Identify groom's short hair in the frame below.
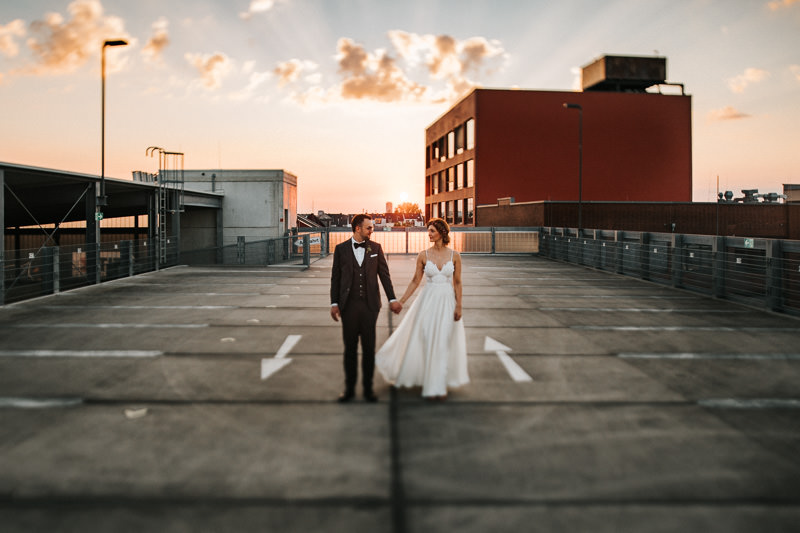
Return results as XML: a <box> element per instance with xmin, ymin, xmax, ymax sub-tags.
<box><xmin>351</xmin><ymin>214</ymin><xmax>371</xmax><ymax>232</ymax></box>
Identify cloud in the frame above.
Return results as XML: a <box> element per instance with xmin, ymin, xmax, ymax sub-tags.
<box><xmin>185</xmin><ymin>51</ymin><xmax>232</xmax><ymax>89</ymax></box>
<box><xmin>142</xmin><ymin>17</ymin><xmax>169</xmax><ymax>63</ymax></box>
<box><xmin>274</xmin><ymin>58</ymin><xmax>318</xmax><ymax>87</ymax></box>
<box><xmin>240</xmin><ymin>0</ymin><xmax>283</xmax><ymax>20</ymax></box>
<box><xmin>0</xmin><ymin>19</ymin><xmax>26</xmax><ymax>58</ymax></box>
<box><xmin>335</xmin><ymin>37</ymin><xmax>428</xmax><ymax>102</ymax></box>
<box><xmin>726</xmin><ymin>67</ymin><xmax>769</xmax><ymax>93</ymax></box>
<box><xmin>708</xmin><ymin>106</ymin><xmax>751</xmax><ymax>121</ymax></box>
<box><xmin>278</xmin><ymin>31</ymin><xmax>508</xmax><ymax>106</ymax></box>
<box><xmin>24</xmin><ymin>0</ymin><xmax>130</xmax><ymax>75</ymax></box>
<box><xmin>768</xmin><ymin>0</ymin><xmax>799</xmax><ymax>10</ymax></box>
<box><xmin>388</xmin><ymin>31</ymin><xmax>507</xmax><ymax>99</ymax></box>
<box><xmin>230</xmin><ymin>66</ymin><xmax>272</xmax><ymax>101</ymax></box>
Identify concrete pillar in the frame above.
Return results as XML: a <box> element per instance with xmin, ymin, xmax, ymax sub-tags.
<box><xmin>303</xmin><ymin>234</ymin><xmax>310</xmax><ymax>267</ymax></box>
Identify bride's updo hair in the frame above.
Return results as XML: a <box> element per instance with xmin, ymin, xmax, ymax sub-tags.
<box><xmin>428</xmin><ymin>217</ymin><xmax>451</xmax><ymax>245</ymax></box>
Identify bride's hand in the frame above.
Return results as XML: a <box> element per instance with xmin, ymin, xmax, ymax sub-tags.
<box><xmin>454</xmin><ymin>305</ymin><xmax>462</xmax><ymax>321</ymax></box>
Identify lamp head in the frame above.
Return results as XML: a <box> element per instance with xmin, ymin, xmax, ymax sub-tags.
<box><xmin>104</xmin><ymin>39</ymin><xmax>128</xmax><ymax>47</ymax></box>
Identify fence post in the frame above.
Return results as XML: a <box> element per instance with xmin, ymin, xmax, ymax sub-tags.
<box><xmin>303</xmin><ymin>234</ymin><xmax>310</xmax><ymax>267</ymax></box>
<box><xmin>405</xmin><ymin>227</ymin><xmax>410</xmax><ymax>254</ymax></box>
<box><xmin>765</xmin><ymin>239</ymin><xmax>783</xmax><ymax>311</ymax></box>
<box><xmin>237</xmin><ymin>236</ymin><xmax>246</xmax><ymax>265</ymax></box>
<box><xmin>639</xmin><ymin>232</ymin><xmax>650</xmax><ymax>280</ymax></box>
<box><xmin>122</xmin><ymin>240</ymin><xmax>133</xmax><ymax>278</ymax></box>
<box><xmin>712</xmin><ymin>236</ymin><xmax>726</xmax><ymax>298</ymax></box>
<box><xmin>671</xmin><ymin>233</ymin><xmax>684</xmax><ymax>288</ymax></box>
<box><xmin>491</xmin><ymin>227</ymin><xmax>496</xmax><ymax>254</ymax></box>
<box><xmin>41</xmin><ymin>247</ymin><xmax>56</xmax><ymax>295</ymax></box>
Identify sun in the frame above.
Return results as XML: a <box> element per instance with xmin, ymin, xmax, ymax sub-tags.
<box><xmin>399</xmin><ymin>191</ymin><xmax>408</xmax><ymax>202</ymax></box>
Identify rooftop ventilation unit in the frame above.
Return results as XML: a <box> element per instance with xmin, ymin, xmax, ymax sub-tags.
<box><xmin>581</xmin><ymin>55</ymin><xmax>667</xmax><ymax>93</ymax></box>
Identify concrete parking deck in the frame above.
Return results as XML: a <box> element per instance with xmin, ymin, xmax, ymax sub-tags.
<box><xmin>1</xmin><ymin>255</ymin><xmax>799</xmax><ymax>532</ymax></box>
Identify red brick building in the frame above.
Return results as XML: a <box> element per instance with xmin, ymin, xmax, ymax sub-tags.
<box><xmin>425</xmin><ymin>56</ymin><xmax>692</xmax><ymax>226</ymax></box>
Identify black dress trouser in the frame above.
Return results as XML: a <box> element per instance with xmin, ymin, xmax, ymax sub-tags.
<box><xmin>341</xmin><ymin>296</ymin><xmax>378</xmax><ymax>393</ymax></box>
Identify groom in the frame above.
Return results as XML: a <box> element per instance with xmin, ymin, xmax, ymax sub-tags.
<box><xmin>330</xmin><ymin>214</ymin><xmax>402</xmax><ymax>402</ymax></box>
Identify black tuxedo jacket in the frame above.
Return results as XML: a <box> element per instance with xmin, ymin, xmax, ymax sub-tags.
<box><xmin>330</xmin><ymin>239</ymin><xmax>396</xmax><ymax>314</ymax></box>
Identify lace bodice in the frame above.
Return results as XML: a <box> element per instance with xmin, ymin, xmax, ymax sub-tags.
<box><xmin>424</xmin><ymin>249</ymin><xmax>454</xmax><ymax>284</ymax></box>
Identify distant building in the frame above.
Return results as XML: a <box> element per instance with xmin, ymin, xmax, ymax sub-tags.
<box><xmin>425</xmin><ymin>55</ymin><xmax>692</xmax><ymax>226</ymax></box>
<box><xmin>386</xmin><ymin>202</ymin><xmax>393</xmax><ymax>214</ymax></box>
<box><xmin>183</xmin><ymin>169</ymin><xmax>297</xmax><ymax>245</ymax></box>
<box><xmin>785</xmin><ymin>184</ymin><xmax>800</xmax><ymax>204</ymax></box>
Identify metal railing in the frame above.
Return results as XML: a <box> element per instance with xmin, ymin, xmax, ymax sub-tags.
<box><xmin>322</xmin><ymin>226</ymin><xmax>540</xmax><ymax>255</ymax></box>
<box><xmin>2</xmin><ymin>236</ymin><xmax>178</xmax><ymax>305</ymax></box>
<box><xmin>180</xmin><ymin>231</ymin><xmax>328</xmax><ymax>268</ymax></box>
<box><xmin>540</xmin><ymin>228</ymin><xmax>800</xmax><ymax>316</ymax></box>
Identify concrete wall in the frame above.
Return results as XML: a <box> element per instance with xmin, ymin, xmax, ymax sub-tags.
<box><xmin>183</xmin><ymin>170</ymin><xmax>297</xmax><ymax>245</ymax></box>
<box><xmin>180</xmin><ymin>208</ymin><xmax>217</xmax><ymax>251</ymax></box>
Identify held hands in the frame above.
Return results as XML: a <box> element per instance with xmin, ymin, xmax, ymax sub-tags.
<box><xmin>390</xmin><ymin>301</ymin><xmax>403</xmax><ymax>314</ymax></box>
<box><xmin>330</xmin><ymin>305</ymin><xmax>340</xmax><ymax>322</ymax></box>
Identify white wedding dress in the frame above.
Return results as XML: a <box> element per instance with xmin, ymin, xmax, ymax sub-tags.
<box><xmin>376</xmin><ymin>250</ymin><xmax>469</xmax><ymax>397</ymax></box>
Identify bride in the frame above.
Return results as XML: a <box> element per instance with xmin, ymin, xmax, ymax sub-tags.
<box><xmin>376</xmin><ymin>218</ymin><xmax>469</xmax><ymax>400</ymax></box>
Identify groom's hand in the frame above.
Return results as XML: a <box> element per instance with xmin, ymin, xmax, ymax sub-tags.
<box><xmin>330</xmin><ymin>305</ymin><xmax>340</xmax><ymax>322</ymax></box>
<box><xmin>390</xmin><ymin>301</ymin><xmax>402</xmax><ymax>314</ymax></box>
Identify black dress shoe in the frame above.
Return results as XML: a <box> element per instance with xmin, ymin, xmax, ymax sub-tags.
<box><xmin>338</xmin><ymin>391</ymin><xmax>355</xmax><ymax>403</ymax></box>
<box><xmin>364</xmin><ymin>390</ymin><xmax>378</xmax><ymax>403</ymax></box>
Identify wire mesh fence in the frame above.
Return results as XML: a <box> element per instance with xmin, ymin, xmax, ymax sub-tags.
<box><xmin>540</xmin><ymin>228</ymin><xmax>800</xmax><ymax>316</ymax></box>
<box><xmin>325</xmin><ymin>227</ymin><xmax>539</xmax><ymax>254</ymax></box>
<box><xmin>2</xmin><ymin>237</ymin><xmax>177</xmax><ymax>305</ymax></box>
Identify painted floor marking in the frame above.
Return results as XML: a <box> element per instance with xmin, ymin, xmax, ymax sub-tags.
<box><xmin>44</xmin><ymin>305</ymin><xmax>236</xmax><ymax>310</ymax></box>
<box><xmin>13</xmin><ymin>324</ymin><xmax>208</xmax><ymax>329</ymax></box>
<box><xmin>261</xmin><ymin>334</ymin><xmax>302</xmax><ymax>380</ymax></box>
<box><xmin>0</xmin><ymin>350</ymin><xmax>162</xmax><ymax>358</ymax></box>
<box><xmin>541</xmin><ymin>307</ymin><xmax>745</xmax><ymax>313</ymax></box>
<box><xmin>620</xmin><ymin>353</ymin><xmax>800</xmax><ymax>360</ymax></box>
<box><xmin>0</xmin><ymin>397</ymin><xmax>83</xmax><ymax>408</ymax></box>
<box><xmin>698</xmin><ymin>398</ymin><xmax>800</xmax><ymax>409</ymax></box>
<box><xmin>573</xmin><ymin>326</ymin><xmax>799</xmax><ymax>332</ymax></box>
<box><xmin>484</xmin><ymin>336</ymin><xmax>533</xmax><ymax>383</ymax></box>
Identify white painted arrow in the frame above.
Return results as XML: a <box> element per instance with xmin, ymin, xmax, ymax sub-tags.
<box><xmin>484</xmin><ymin>336</ymin><xmax>533</xmax><ymax>382</ymax></box>
<box><xmin>261</xmin><ymin>334</ymin><xmax>302</xmax><ymax>380</ymax></box>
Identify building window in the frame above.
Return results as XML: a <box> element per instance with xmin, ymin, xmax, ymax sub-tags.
<box><xmin>446</xmin><ymin>201</ymin><xmax>454</xmax><ymax>224</ymax></box>
<box><xmin>454</xmin><ymin>199</ymin><xmax>462</xmax><ymax>225</ymax></box>
<box><xmin>454</xmin><ymin>165</ymin><xmax>462</xmax><ymax>190</ymax></box>
<box><xmin>465</xmin><ymin>198</ymin><xmax>474</xmax><ymax>225</ymax></box>
<box><xmin>466</xmin><ymin>159</ymin><xmax>474</xmax><ymax>188</ymax></box>
<box><xmin>426</xmin><ymin>146</ymin><xmax>431</xmax><ymax>169</ymax></box>
<box><xmin>466</xmin><ymin>118</ymin><xmax>475</xmax><ymax>150</ymax></box>
<box><xmin>438</xmin><ymin>136</ymin><xmax>447</xmax><ymax>162</ymax></box>
<box><xmin>432</xmin><ymin>173</ymin><xmax>438</xmax><ymax>194</ymax></box>
<box><xmin>432</xmin><ymin>143</ymin><xmax>439</xmax><ymax>163</ymax></box>
<box><xmin>447</xmin><ymin>131</ymin><xmax>455</xmax><ymax>159</ymax></box>
<box><xmin>447</xmin><ymin>167</ymin><xmax>455</xmax><ymax>191</ymax></box>
<box><xmin>455</xmin><ymin>125</ymin><xmax>465</xmax><ymax>155</ymax></box>
<box><xmin>439</xmin><ymin>202</ymin><xmax>444</xmax><ymax>220</ymax></box>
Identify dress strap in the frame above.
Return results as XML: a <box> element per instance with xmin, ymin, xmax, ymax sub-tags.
<box><xmin>450</xmin><ymin>249</ymin><xmax>454</xmax><ymax>262</ymax></box>
<box><xmin>425</xmin><ymin>248</ymin><xmax>428</xmax><ymax>261</ymax></box>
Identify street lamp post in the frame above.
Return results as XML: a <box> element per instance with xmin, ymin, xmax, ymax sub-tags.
<box><xmin>563</xmin><ymin>102</ymin><xmax>583</xmax><ymax>233</ymax></box>
<box><xmin>100</xmin><ymin>39</ymin><xmax>128</xmax><ymax>206</ymax></box>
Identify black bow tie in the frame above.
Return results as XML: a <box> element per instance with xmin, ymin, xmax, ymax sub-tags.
<box><xmin>354</xmin><ymin>241</ymin><xmax>367</xmax><ymax>249</ymax></box>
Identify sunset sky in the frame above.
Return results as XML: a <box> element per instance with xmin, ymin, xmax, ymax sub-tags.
<box><xmin>1</xmin><ymin>0</ymin><xmax>799</xmax><ymax>213</ymax></box>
